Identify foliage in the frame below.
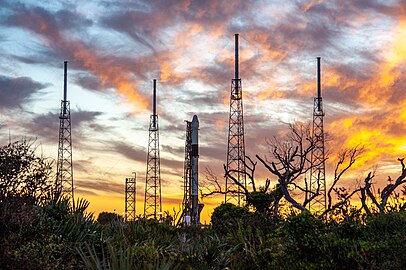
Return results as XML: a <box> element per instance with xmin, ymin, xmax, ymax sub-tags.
<box><xmin>97</xmin><ymin>212</ymin><xmax>124</xmax><ymax>224</ymax></box>
<box><xmin>0</xmin><ymin>139</ymin><xmax>54</xmax><ymax>206</ymax></box>
<box><xmin>1</xmin><ymin>140</ymin><xmax>406</xmax><ymax>269</ymax></box>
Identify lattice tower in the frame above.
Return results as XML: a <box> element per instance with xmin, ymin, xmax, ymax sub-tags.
<box><xmin>225</xmin><ymin>34</ymin><xmax>246</xmax><ymax>206</ymax></box>
<box><xmin>56</xmin><ymin>61</ymin><xmax>74</xmax><ymax>206</ymax></box>
<box><xmin>309</xmin><ymin>57</ymin><xmax>326</xmax><ymax>215</ymax></box>
<box><xmin>144</xmin><ymin>79</ymin><xmax>162</xmax><ymax>219</ymax></box>
<box><xmin>125</xmin><ymin>172</ymin><xmax>137</xmax><ymax>221</ymax></box>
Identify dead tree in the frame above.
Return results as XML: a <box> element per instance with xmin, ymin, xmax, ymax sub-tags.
<box><xmin>360</xmin><ymin>158</ymin><xmax>406</xmax><ymax>215</ymax></box>
<box><xmin>201</xmin><ymin>156</ymin><xmax>282</xmax><ymax>216</ymax></box>
<box><xmin>319</xmin><ymin>145</ymin><xmax>365</xmax><ymax>217</ymax></box>
<box><xmin>256</xmin><ymin>122</ymin><xmax>324</xmax><ymax>212</ymax></box>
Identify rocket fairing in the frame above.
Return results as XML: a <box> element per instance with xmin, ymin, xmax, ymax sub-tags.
<box><xmin>191</xmin><ymin>115</ymin><xmax>199</xmax><ymax>158</ymax></box>
<box><xmin>191</xmin><ymin>115</ymin><xmax>199</xmax><ymax>224</ymax></box>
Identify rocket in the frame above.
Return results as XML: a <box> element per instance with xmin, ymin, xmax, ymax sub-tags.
<box><xmin>191</xmin><ymin>115</ymin><xmax>199</xmax><ymax>224</ymax></box>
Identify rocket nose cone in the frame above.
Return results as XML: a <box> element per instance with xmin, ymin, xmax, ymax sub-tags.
<box><xmin>192</xmin><ymin>115</ymin><xmax>199</xmax><ymax>127</ymax></box>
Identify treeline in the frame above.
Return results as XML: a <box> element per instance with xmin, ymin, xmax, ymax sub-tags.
<box><xmin>1</xmin><ymin>199</ymin><xmax>406</xmax><ymax>269</ymax></box>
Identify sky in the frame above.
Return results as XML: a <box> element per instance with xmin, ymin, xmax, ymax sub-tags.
<box><xmin>1</xmin><ymin>0</ymin><xmax>406</xmax><ymax>222</ymax></box>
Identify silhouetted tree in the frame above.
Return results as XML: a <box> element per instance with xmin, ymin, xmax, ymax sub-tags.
<box><xmin>360</xmin><ymin>158</ymin><xmax>406</xmax><ymax>215</ymax></box>
<box><xmin>203</xmin><ymin>122</ymin><xmax>364</xmax><ymax>217</ymax></box>
<box><xmin>202</xmin><ymin>157</ymin><xmax>283</xmax><ymax>216</ymax></box>
<box><xmin>97</xmin><ymin>211</ymin><xmax>124</xmax><ymax>224</ymax></box>
<box><xmin>0</xmin><ymin>139</ymin><xmax>54</xmax><ymax>206</ymax></box>
<box><xmin>256</xmin><ymin>122</ymin><xmax>324</xmax><ymax>212</ymax></box>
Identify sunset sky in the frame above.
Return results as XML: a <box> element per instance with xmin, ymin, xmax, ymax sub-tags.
<box><xmin>1</xmin><ymin>0</ymin><xmax>406</xmax><ymax>222</ymax></box>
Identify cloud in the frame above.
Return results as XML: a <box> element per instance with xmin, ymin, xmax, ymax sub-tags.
<box><xmin>23</xmin><ymin>110</ymin><xmax>104</xmax><ymax>144</ymax></box>
<box><xmin>0</xmin><ymin>75</ymin><xmax>48</xmax><ymax>109</ymax></box>
<box><xmin>74</xmin><ymin>74</ymin><xmax>104</xmax><ymax>92</ymax></box>
<box><xmin>76</xmin><ymin>178</ymin><xmax>124</xmax><ymax>195</ymax></box>
<box><xmin>6</xmin><ymin>4</ymin><xmax>150</xmax><ymax>111</ymax></box>
<box><xmin>3</xmin><ymin>0</ymin><xmax>406</xmax><ymax>214</ymax></box>
<box><xmin>112</xmin><ymin>141</ymin><xmax>146</xmax><ymax>162</ymax></box>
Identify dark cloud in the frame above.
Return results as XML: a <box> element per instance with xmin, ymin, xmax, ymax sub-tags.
<box><xmin>55</xmin><ymin>9</ymin><xmax>93</xmax><ymax>30</ymax></box>
<box><xmin>74</xmin><ymin>74</ymin><xmax>104</xmax><ymax>92</ymax></box>
<box><xmin>102</xmin><ymin>11</ymin><xmax>158</xmax><ymax>52</ymax></box>
<box><xmin>22</xmin><ymin>110</ymin><xmax>104</xmax><ymax>144</ymax></box>
<box><xmin>73</xmin><ymin>110</ymin><xmax>103</xmax><ymax>125</ymax></box>
<box><xmin>76</xmin><ymin>178</ymin><xmax>123</xmax><ymax>194</ymax></box>
<box><xmin>6</xmin><ymin>4</ymin><xmax>92</xmax><ymax>36</ymax></box>
<box><xmin>161</xmin><ymin>144</ymin><xmax>184</xmax><ymax>157</ymax></box>
<box><xmin>25</xmin><ymin>112</ymin><xmax>59</xmax><ymax>143</ymax></box>
<box><xmin>0</xmin><ymin>75</ymin><xmax>48</xmax><ymax>108</ymax></box>
<box><xmin>176</xmin><ymin>90</ymin><xmax>226</xmax><ymax>109</ymax></box>
<box><xmin>5</xmin><ymin>4</ymin><xmax>151</xmax><ymax>109</ymax></box>
<box><xmin>112</xmin><ymin>141</ymin><xmax>146</xmax><ymax>162</ymax></box>
<box><xmin>101</xmin><ymin>0</ymin><xmax>254</xmax><ymax>44</ymax></box>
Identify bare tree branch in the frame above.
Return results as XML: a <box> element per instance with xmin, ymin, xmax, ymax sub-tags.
<box><xmin>256</xmin><ymin>122</ymin><xmax>324</xmax><ymax>213</ymax></box>
<box><xmin>327</xmin><ymin>145</ymin><xmax>365</xmax><ymax>210</ymax></box>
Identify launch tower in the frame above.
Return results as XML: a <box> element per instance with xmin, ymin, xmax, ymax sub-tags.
<box><xmin>144</xmin><ymin>79</ymin><xmax>162</xmax><ymax>219</ymax></box>
<box><xmin>225</xmin><ymin>34</ymin><xmax>247</xmax><ymax>205</ymax></box>
<box><xmin>309</xmin><ymin>57</ymin><xmax>326</xmax><ymax>214</ymax></box>
<box><xmin>56</xmin><ymin>61</ymin><xmax>74</xmax><ymax>205</ymax></box>
<box><xmin>125</xmin><ymin>172</ymin><xmax>136</xmax><ymax>221</ymax></box>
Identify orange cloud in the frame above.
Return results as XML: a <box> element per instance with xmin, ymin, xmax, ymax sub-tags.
<box><xmin>70</xmin><ymin>42</ymin><xmax>149</xmax><ymax>111</ymax></box>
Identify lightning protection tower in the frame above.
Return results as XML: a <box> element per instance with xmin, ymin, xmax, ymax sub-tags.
<box><xmin>125</xmin><ymin>172</ymin><xmax>137</xmax><ymax>221</ymax></box>
<box><xmin>144</xmin><ymin>79</ymin><xmax>162</xmax><ymax>219</ymax></box>
<box><xmin>225</xmin><ymin>34</ymin><xmax>247</xmax><ymax>206</ymax></box>
<box><xmin>56</xmin><ymin>61</ymin><xmax>74</xmax><ymax>206</ymax></box>
<box><xmin>309</xmin><ymin>57</ymin><xmax>326</xmax><ymax>215</ymax></box>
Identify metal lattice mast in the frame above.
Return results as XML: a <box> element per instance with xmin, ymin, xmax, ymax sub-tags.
<box><xmin>125</xmin><ymin>172</ymin><xmax>136</xmax><ymax>221</ymax></box>
<box><xmin>309</xmin><ymin>57</ymin><xmax>326</xmax><ymax>214</ymax></box>
<box><xmin>56</xmin><ymin>61</ymin><xmax>74</xmax><ymax>205</ymax></box>
<box><xmin>225</xmin><ymin>34</ymin><xmax>246</xmax><ymax>205</ymax></box>
<box><xmin>144</xmin><ymin>79</ymin><xmax>162</xmax><ymax>219</ymax></box>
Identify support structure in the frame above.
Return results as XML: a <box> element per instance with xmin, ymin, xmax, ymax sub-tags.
<box><xmin>178</xmin><ymin>116</ymin><xmax>203</xmax><ymax>226</ymax></box>
<box><xmin>56</xmin><ymin>61</ymin><xmax>74</xmax><ymax>205</ymax></box>
<box><xmin>225</xmin><ymin>33</ymin><xmax>246</xmax><ymax>206</ymax></box>
<box><xmin>180</xmin><ymin>120</ymin><xmax>192</xmax><ymax>225</ymax></box>
<box><xmin>144</xmin><ymin>79</ymin><xmax>162</xmax><ymax>219</ymax></box>
<box><xmin>309</xmin><ymin>57</ymin><xmax>326</xmax><ymax>215</ymax></box>
<box><xmin>125</xmin><ymin>172</ymin><xmax>137</xmax><ymax>221</ymax></box>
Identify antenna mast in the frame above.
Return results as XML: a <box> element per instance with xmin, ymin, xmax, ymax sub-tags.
<box><xmin>56</xmin><ymin>61</ymin><xmax>74</xmax><ymax>205</ymax></box>
<box><xmin>225</xmin><ymin>34</ymin><xmax>247</xmax><ymax>205</ymax></box>
<box><xmin>309</xmin><ymin>57</ymin><xmax>326</xmax><ymax>215</ymax></box>
<box><xmin>144</xmin><ymin>79</ymin><xmax>162</xmax><ymax>219</ymax></box>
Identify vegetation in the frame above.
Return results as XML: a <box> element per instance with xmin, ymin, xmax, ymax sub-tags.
<box><xmin>1</xmin><ymin>139</ymin><xmax>406</xmax><ymax>269</ymax></box>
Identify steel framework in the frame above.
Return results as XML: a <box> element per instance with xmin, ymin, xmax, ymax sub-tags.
<box><xmin>144</xmin><ymin>79</ymin><xmax>162</xmax><ymax>219</ymax></box>
<box><xmin>179</xmin><ymin>120</ymin><xmax>192</xmax><ymax>225</ymax></box>
<box><xmin>56</xmin><ymin>61</ymin><xmax>74</xmax><ymax>205</ymax></box>
<box><xmin>309</xmin><ymin>57</ymin><xmax>326</xmax><ymax>215</ymax></box>
<box><xmin>125</xmin><ymin>172</ymin><xmax>136</xmax><ymax>221</ymax></box>
<box><xmin>225</xmin><ymin>34</ymin><xmax>246</xmax><ymax>206</ymax></box>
